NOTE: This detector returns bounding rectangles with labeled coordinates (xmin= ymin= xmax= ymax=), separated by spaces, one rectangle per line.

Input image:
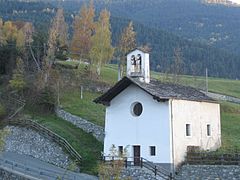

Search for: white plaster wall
xmin=171 ymin=100 xmax=221 ymax=167
xmin=126 ymin=49 xmax=150 ymax=83
xmin=104 ymin=84 xmax=172 ymax=164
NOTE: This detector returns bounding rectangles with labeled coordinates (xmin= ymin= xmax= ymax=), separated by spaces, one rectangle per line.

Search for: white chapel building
xmin=94 ymin=48 xmax=221 ymax=171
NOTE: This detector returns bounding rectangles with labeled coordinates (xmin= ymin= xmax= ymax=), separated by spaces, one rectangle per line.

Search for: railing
xmin=3 ymin=119 xmax=82 ymax=163
xmin=103 ymin=156 xmax=174 ymax=180
xmin=187 ymin=151 xmax=240 ymax=165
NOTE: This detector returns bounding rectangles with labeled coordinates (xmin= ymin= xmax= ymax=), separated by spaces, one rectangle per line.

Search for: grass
xmin=31 ymin=113 xmax=103 ymax=175
xmin=60 ymin=91 xmax=105 ymax=127
xmin=220 ymin=102 xmax=240 ymax=152
xmin=58 ymin=61 xmax=240 ymax=98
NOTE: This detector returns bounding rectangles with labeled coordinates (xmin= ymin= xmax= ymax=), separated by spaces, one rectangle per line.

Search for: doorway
xmin=133 ymin=145 xmax=141 ymax=166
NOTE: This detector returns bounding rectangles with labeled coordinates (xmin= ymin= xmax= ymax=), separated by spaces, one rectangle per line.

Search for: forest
xmin=0 ymin=0 xmax=240 ymax=79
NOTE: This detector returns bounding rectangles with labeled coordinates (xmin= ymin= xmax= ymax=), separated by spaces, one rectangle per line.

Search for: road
xmin=0 ymin=152 xmax=98 ymax=180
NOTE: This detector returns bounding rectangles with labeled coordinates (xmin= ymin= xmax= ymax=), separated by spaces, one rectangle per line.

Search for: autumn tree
xmin=118 ymin=21 xmax=136 ymax=78
xmin=2 ymin=21 xmax=18 ymax=44
xmin=90 ymin=9 xmax=114 ymax=76
xmin=47 ymin=8 xmax=68 ymax=62
xmin=70 ymin=0 xmax=95 ymax=60
xmin=9 ymin=57 xmax=26 ymax=92
xmin=43 ymin=8 xmax=68 ymax=84
xmin=0 ymin=18 xmax=3 ymax=45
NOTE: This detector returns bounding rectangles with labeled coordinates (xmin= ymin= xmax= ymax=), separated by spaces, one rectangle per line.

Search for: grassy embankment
xmin=27 ymin=62 xmax=239 ymax=175
xmin=30 ymin=113 xmax=103 ymax=175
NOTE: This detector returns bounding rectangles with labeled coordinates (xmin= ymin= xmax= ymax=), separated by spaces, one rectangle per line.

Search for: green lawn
xmin=60 ymin=91 xmax=105 ymax=127
xmin=152 ymin=71 xmax=240 ymax=99
xmin=32 ymin=113 xmax=103 ymax=175
xmin=220 ymin=102 xmax=240 ymax=152
xmin=57 ymin=61 xmax=240 ymax=153
xmin=57 ymin=61 xmax=240 ymax=98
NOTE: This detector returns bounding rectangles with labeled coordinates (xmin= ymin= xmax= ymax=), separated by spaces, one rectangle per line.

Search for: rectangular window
xmin=118 ymin=146 xmax=123 ymax=156
xmin=186 ymin=124 xmax=191 ymax=136
xmin=150 ymin=146 xmax=156 ymax=156
xmin=207 ymin=124 xmax=211 ymax=136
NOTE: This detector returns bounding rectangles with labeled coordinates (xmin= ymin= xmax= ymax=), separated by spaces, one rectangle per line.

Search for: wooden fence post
xmin=140 ymin=158 xmax=143 ymax=168
xmin=154 ymin=165 xmax=157 ymax=176
xmin=125 ymin=158 xmax=127 ymax=168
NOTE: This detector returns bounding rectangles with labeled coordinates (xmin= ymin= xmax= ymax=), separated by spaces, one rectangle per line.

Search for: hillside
xmin=1 ymin=0 xmax=240 ymax=79
xmin=94 ymin=0 xmax=240 ymax=55
xmin=57 ymin=63 xmax=240 ymax=152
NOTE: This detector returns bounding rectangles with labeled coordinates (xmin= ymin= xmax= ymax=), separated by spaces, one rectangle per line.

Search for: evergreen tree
xmin=70 ymin=1 xmax=95 ymax=60
xmin=90 ymin=9 xmax=114 ymax=76
xmin=118 ymin=21 xmax=136 ymax=78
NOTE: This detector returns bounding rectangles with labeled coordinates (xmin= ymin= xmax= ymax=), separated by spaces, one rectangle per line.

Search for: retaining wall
xmin=55 ymin=108 xmax=104 ymax=142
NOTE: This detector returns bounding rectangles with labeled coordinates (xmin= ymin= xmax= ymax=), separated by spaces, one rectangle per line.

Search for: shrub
xmin=0 ymin=103 xmax=6 ymax=119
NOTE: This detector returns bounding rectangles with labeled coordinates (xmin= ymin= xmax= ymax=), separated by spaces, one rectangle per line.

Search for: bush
xmin=0 ymin=103 xmax=6 ymax=119
xmin=36 ymin=87 xmax=56 ymax=113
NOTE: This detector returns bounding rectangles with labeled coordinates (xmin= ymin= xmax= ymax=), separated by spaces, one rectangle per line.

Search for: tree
xmin=9 ymin=57 xmax=26 ymax=92
xmin=172 ymin=47 xmax=184 ymax=83
xmin=16 ymin=29 xmax=25 ymax=50
xmin=70 ymin=1 xmax=95 ymax=60
xmin=47 ymin=8 xmax=68 ymax=62
xmin=118 ymin=21 xmax=136 ymax=78
xmin=98 ymin=145 xmax=129 ymax=180
xmin=44 ymin=8 xmax=68 ymax=84
xmin=90 ymin=9 xmax=114 ymax=76
xmin=2 ymin=21 xmax=18 ymax=44
xmin=0 ymin=18 xmax=3 ymax=45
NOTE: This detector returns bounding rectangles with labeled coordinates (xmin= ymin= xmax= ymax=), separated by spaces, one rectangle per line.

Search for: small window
xmin=131 ymin=102 xmax=143 ymax=117
xmin=207 ymin=124 xmax=211 ymax=136
xmin=186 ymin=124 xmax=191 ymax=136
xmin=150 ymin=146 xmax=156 ymax=156
xmin=118 ymin=146 xmax=123 ymax=156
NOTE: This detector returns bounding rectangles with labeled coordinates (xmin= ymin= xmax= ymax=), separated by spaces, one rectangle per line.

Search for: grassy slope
xmin=220 ymin=102 xmax=240 ymax=151
xmin=33 ymin=113 xmax=103 ymax=175
xmin=60 ymin=63 xmax=240 ymax=131
xmin=60 ymin=91 xmax=105 ymax=127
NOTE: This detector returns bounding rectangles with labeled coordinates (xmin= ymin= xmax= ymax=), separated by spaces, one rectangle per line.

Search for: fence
xmin=187 ymin=151 xmax=240 ymax=165
xmin=3 ymin=119 xmax=82 ymax=163
xmin=103 ymin=156 xmax=174 ymax=180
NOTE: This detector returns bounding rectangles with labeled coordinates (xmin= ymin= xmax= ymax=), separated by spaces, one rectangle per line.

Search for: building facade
xmin=94 ymin=49 xmax=221 ymax=171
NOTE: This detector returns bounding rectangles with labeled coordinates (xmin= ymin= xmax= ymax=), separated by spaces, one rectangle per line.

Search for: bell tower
xmin=126 ymin=48 xmax=150 ymax=83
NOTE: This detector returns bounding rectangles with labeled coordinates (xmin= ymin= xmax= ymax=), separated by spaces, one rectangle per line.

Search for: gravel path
xmin=4 ymin=126 xmax=72 ymax=169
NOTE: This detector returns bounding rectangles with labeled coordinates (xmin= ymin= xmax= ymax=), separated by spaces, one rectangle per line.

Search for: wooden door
xmin=133 ymin=145 xmax=141 ymax=166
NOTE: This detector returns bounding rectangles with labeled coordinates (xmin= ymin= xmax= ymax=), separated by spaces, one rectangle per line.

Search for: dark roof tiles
xmin=94 ymin=76 xmax=215 ymax=105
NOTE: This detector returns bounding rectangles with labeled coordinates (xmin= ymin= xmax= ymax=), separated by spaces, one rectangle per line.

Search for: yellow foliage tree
xmin=0 ymin=18 xmax=3 ymax=45
xmin=9 ymin=58 xmax=26 ymax=92
xmin=90 ymin=9 xmax=114 ymax=76
xmin=2 ymin=21 xmax=18 ymax=44
xmin=70 ymin=0 xmax=95 ymax=59
xmin=118 ymin=21 xmax=136 ymax=78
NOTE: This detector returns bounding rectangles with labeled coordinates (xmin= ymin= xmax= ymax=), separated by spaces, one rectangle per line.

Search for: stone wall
xmin=176 ymin=165 xmax=240 ymax=180
xmin=55 ymin=108 xmax=104 ymax=142
xmin=0 ymin=168 xmax=29 ymax=180
xmin=121 ymin=167 xmax=159 ymax=180
xmin=4 ymin=126 xmax=72 ymax=169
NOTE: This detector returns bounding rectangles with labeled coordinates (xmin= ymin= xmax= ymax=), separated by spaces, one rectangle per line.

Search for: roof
xmin=94 ymin=76 xmax=216 ymax=106
xmin=126 ymin=48 xmax=150 ymax=55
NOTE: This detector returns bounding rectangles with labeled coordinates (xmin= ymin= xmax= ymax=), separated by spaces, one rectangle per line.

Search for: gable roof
xmin=94 ymin=76 xmax=215 ymax=106
xmin=126 ymin=48 xmax=150 ymax=55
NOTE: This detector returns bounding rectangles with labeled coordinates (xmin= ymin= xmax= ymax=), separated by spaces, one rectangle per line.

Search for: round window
xmin=131 ymin=102 xmax=143 ymax=117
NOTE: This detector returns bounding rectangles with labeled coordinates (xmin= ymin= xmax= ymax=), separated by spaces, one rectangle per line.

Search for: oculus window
xmin=131 ymin=102 xmax=143 ymax=117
